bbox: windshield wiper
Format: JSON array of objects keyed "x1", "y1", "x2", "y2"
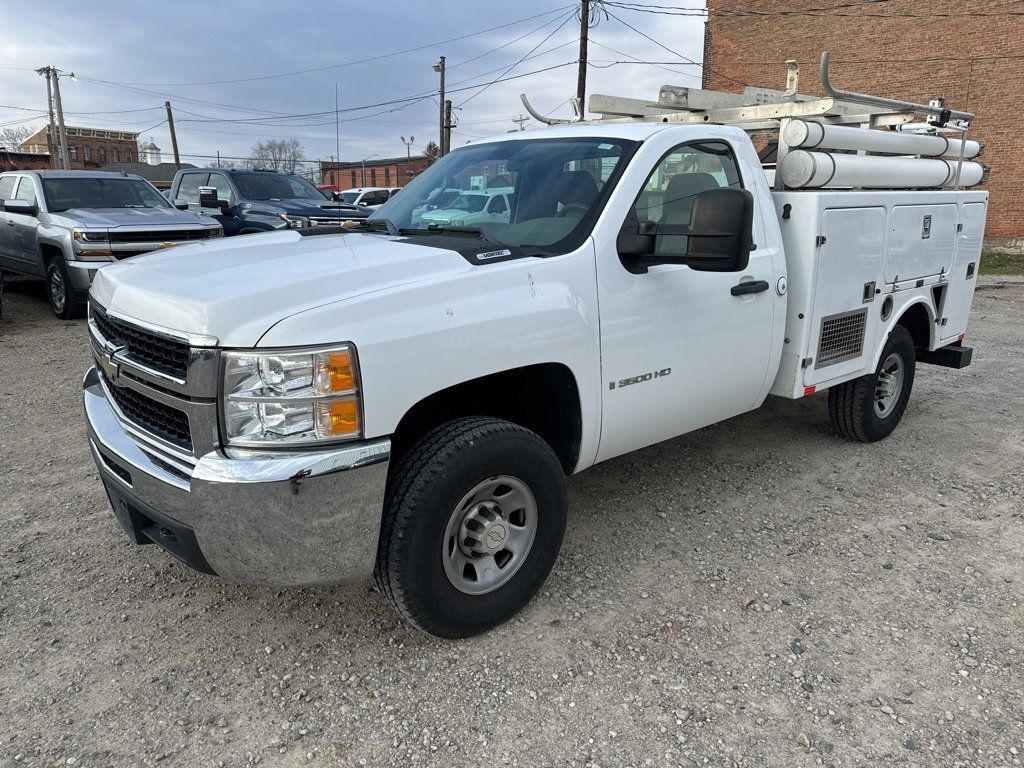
[
  {"x1": 422, "y1": 223, "x2": 497, "y2": 243},
  {"x1": 359, "y1": 217, "x2": 403, "y2": 236}
]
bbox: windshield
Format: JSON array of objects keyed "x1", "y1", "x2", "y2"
[
  {"x1": 373, "y1": 136, "x2": 638, "y2": 255},
  {"x1": 232, "y1": 173, "x2": 327, "y2": 201},
  {"x1": 340, "y1": 192, "x2": 359, "y2": 204},
  {"x1": 42, "y1": 177, "x2": 171, "y2": 212}
]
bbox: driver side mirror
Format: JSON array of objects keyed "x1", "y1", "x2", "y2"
[
  {"x1": 617, "y1": 187, "x2": 754, "y2": 275},
  {"x1": 198, "y1": 186, "x2": 232, "y2": 215},
  {"x1": 4, "y1": 199, "x2": 38, "y2": 217},
  {"x1": 174, "y1": 202, "x2": 189, "y2": 211}
]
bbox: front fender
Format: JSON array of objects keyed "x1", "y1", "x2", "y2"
[{"x1": 257, "y1": 242, "x2": 604, "y2": 472}]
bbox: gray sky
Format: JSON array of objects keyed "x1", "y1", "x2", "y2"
[{"x1": 0, "y1": 1, "x2": 706, "y2": 167}]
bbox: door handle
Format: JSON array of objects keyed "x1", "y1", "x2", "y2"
[{"x1": 730, "y1": 280, "x2": 770, "y2": 296}]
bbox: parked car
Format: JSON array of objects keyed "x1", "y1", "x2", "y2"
[
  {"x1": 170, "y1": 168, "x2": 369, "y2": 236},
  {"x1": 336, "y1": 187, "x2": 400, "y2": 209},
  {"x1": 0, "y1": 170, "x2": 221, "y2": 319},
  {"x1": 418, "y1": 187, "x2": 514, "y2": 228}
]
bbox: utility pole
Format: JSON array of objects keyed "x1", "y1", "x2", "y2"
[
  {"x1": 400, "y1": 136, "x2": 414, "y2": 184},
  {"x1": 50, "y1": 70, "x2": 71, "y2": 169},
  {"x1": 165, "y1": 101, "x2": 181, "y2": 169},
  {"x1": 334, "y1": 83, "x2": 340, "y2": 187},
  {"x1": 433, "y1": 57, "x2": 446, "y2": 155},
  {"x1": 38, "y1": 67, "x2": 60, "y2": 168},
  {"x1": 443, "y1": 101, "x2": 453, "y2": 155},
  {"x1": 512, "y1": 114, "x2": 529, "y2": 131},
  {"x1": 577, "y1": 0, "x2": 591, "y2": 114}
]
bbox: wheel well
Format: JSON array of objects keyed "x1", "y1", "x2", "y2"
[
  {"x1": 895, "y1": 302, "x2": 932, "y2": 349},
  {"x1": 39, "y1": 243, "x2": 63, "y2": 267},
  {"x1": 390, "y1": 363, "x2": 582, "y2": 474}
]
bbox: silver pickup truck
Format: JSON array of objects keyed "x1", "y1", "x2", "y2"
[{"x1": 0, "y1": 170, "x2": 221, "y2": 318}]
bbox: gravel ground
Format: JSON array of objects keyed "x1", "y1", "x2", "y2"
[{"x1": 1, "y1": 275, "x2": 1022, "y2": 768}]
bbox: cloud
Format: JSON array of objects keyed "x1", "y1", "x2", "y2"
[{"x1": 0, "y1": 0, "x2": 707, "y2": 166}]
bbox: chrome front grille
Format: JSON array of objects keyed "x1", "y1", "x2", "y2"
[
  {"x1": 102, "y1": 372, "x2": 193, "y2": 452},
  {"x1": 89, "y1": 303, "x2": 221, "y2": 459},
  {"x1": 107, "y1": 229, "x2": 215, "y2": 243},
  {"x1": 91, "y1": 302, "x2": 190, "y2": 379}
]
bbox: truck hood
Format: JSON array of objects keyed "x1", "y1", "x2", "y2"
[
  {"x1": 260, "y1": 199, "x2": 369, "y2": 217},
  {"x1": 90, "y1": 229, "x2": 469, "y2": 347},
  {"x1": 55, "y1": 206, "x2": 218, "y2": 228}
]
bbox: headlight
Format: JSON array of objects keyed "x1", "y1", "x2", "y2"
[
  {"x1": 73, "y1": 229, "x2": 109, "y2": 242},
  {"x1": 280, "y1": 214, "x2": 310, "y2": 229},
  {"x1": 208, "y1": 226, "x2": 224, "y2": 238},
  {"x1": 222, "y1": 344, "x2": 361, "y2": 447}
]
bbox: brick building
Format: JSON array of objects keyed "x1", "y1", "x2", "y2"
[
  {"x1": 19, "y1": 126, "x2": 139, "y2": 170},
  {"x1": 704, "y1": 0, "x2": 1023, "y2": 243},
  {"x1": 0, "y1": 150, "x2": 51, "y2": 172},
  {"x1": 320, "y1": 155, "x2": 430, "y2": 190}
]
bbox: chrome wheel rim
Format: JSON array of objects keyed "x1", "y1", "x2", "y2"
[
  {"x1": 48, "y1": 266, "x2": 66, "y2": 313},
  {"x1": 874, "y1": 352, "x2": 905, "y2": 418},
  {"x1": 442, "y1": 475, "x2": 538, "y2": 596}
]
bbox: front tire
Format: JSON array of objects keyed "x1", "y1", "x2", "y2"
[
  {"x1": 46, "y1": 258, "x2": 85, "y2": 319},
  {"x1": 828, "y1": 325, "x2": 916, "y2": 442},
  {"x1": 375, "y1": 417, "x2": 567, "y2": 638}
]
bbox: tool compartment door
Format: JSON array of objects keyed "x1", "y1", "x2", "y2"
[
  {"x1": 939, "y1": 201, "x2": 986, "y2": 343},
  {"x1": 885, "y1": 203, "x2": 957, "y2": 283},
  {"x1": 804, "y1": 206, "x2": 886, "y2": 387}
]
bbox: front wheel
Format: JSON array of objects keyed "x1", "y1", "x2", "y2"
[
  {"x1": 46, "y1": 258, "x2": 85, "y2": 319},
  {"x1": 375, "y1": 417, "x2": 567, "y2": 638},
  {"x1": 828, "y1": 325, "x2": 916, "y2": 442}
]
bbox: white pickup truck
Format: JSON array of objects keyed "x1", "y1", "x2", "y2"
[{"x1": 82, "y1": 71, "x2": 985, "y2": 637}]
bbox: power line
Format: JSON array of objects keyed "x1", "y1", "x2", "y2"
[
  {"x1": 457, "y1": 11, "x2": 577, "y2": 107},
  {"x1": 588, "y1": 38, "x2": 700, "y2": 79},
  {"x1": 606, "y1": 0, "x2": 1024, "y2": 17},
  {"x1": 80, "y1": 6, "x2": 577, "y2": 88},
  {"x1": 604, "y1": 7, "x2": 749, "y2": 88}
]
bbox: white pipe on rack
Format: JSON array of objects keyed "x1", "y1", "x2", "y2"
[
  {"x1": 782, "y1": 119, "x2": 981, "y2": 158},
  {"x1": 780, "y1": 150, "x2": 984, "y2": 189}
]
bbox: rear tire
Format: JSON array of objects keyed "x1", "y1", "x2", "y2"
[
  {"x1": 45, "y1": 258, "x2": 85, "y2": 320},
  {"x1": 375, "y1": 417, "x2": 567, "y2": 638},
  {"x1": 828, "y1": 325, "x2": 915, "y2": 442}
]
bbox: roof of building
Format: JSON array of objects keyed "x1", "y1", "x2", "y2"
[
  {"x1": 322, "y1": 155, "x2": 428, "y2": 170},
  {"x1": 98, "y1": 161, "x2": 195, "y2": 182}
]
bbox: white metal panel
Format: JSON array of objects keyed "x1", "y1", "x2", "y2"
[
  {"x1": 885, "y1": 204, "x2": 957, "y2": 283},
  {"x1": 803, "y1": 207, "x2": 887, "y2": 387},
  {"x1": 590, "y1": 125, "x2": 783, "y2": 463},
  {"x1": 939, "y1": 201, "x2": 986, "y2": 342}
]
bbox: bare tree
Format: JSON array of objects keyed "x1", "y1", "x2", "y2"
[
  {"x1": 205, "y1": 159, "x2": 237, "y2": 169},
  {"x1": 423, "y1": 140, "x2": 442, "y2": 166},
  {"x1": 248, "y1": 138, "x2": 305, "y2": 173},
  {"x1": 0, "y1": 125, "x2": 36, "y2": 151}
]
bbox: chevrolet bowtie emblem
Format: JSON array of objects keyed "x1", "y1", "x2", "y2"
[{"x1": 100, "y1": 346, "x2": 126, "y2": 383}]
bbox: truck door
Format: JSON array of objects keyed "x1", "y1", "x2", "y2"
[
  {"x1": 206, "y1": 173, "x2": 241, "y2": 235},
  {"x1": 595, "y1": 139, "x2": 777, "y2": 462},
  {"x1": 0, "y1": 174, "x2": 17, "y2": 267},
  {"x1": 9, "y1": 177, "x2": 42, "y2": 268}
]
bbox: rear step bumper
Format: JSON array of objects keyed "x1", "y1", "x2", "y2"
[{"x1": 917, "y1": 341, "x2": 973, "y2": 369}]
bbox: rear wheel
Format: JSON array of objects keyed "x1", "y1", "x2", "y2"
[
  {"x1": 828, "y1": 325, "x2": 916, "y2": 442},
  {"x1": 46, "y1": 258, "x2": 85, "y2": 320},
  {"x1": 375, "y1": 417, "x2": 567, "y2": 638}
]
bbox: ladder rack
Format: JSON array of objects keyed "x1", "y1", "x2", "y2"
[{"x1": 520, "y1": 52, "x2": 980, "y2": 191}]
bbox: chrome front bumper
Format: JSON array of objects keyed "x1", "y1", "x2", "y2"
[{"x1": 83, "y1": 366, "x2": 390, "y2": 586}]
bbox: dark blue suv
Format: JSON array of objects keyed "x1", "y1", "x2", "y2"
[{"x1": 169, "y1": 167, "x2": 369, "y2": 236}]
